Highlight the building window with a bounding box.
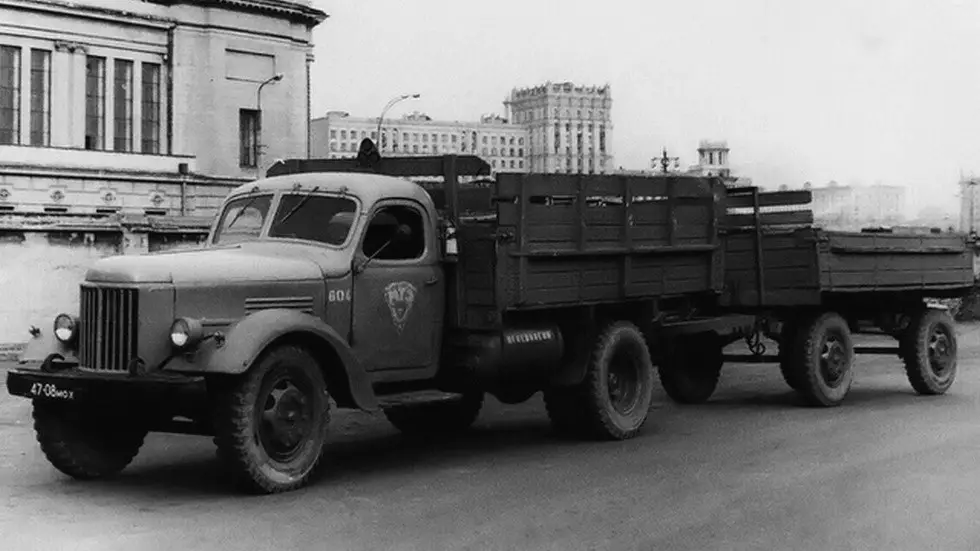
[85,56,106,150]
[139,63,162,153]
[340,129,347,140]
[113,59,134,152]
[0,46,22,145]
[29,49,50,146]
[329,129,336,139]
[340,142,347,151]
[239,108,259,167]
[330,141,337,151]
[422,133,428,142]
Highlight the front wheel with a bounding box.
[33,402,147,480]
[787,312,855,407]
[383,392,484,437]
[901,309,958,395]
[212,345,330,494]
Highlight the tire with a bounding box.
[787,312,855,407]
[546,321,654,440]
[778,321,803,392]
[657,333,723,404]
[901,309,957,395]
[32,402,147,480]
[383,392,484,437]
[212,345,330,494]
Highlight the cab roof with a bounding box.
[225,172,432,209]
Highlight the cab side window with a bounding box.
[362,205,426,260]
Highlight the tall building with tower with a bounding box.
[505,81,613,174]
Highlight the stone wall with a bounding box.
[0,216,209,358]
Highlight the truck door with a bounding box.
[350,201,444,372]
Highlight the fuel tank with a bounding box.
[454,325,565,398]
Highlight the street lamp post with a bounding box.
[255,73,284,173]
[376,93,420,151]
[651,147,680,173]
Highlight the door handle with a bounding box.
[425,276,440,286]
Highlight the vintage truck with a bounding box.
[6,146,973,493]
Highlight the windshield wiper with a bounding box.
[276,186,320,226]
[225,192,261,230]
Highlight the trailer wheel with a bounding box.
[32,402,147,480]
[383,392,484,436]
[658,333,723,404]
[901,309,957,395]
[212,345,330,494]
[788,313,854,407]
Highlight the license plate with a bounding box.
[28,381,76,401]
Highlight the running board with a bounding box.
[377,390,464,408]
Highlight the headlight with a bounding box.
[53,314,78,344]
[170,318,204,349]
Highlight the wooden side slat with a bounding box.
[725,211,814,228]
[725,190,812,209]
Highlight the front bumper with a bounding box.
[6,362,206,405]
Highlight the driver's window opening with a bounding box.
[363,205,425,260]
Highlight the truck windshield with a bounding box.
[213,194,273,245]
[268,194,358,246]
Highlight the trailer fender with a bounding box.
[196,309,377,411]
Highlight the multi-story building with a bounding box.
[0,0,325,217]
[807,182,906,230]
[0,0,325,353]
[310,110,530,172]
[505,81,613,174]
[958,177,980,234]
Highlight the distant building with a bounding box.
[683,140,751,187]
[309,110,529,173]
[505,81,613,174]
[0,0,325,217]
[807,181,906,230]
[958,177,980,234]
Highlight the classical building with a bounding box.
[806,181,907,230]
[310,110,530,172]
[0,0,326,217]
[505,81,613,174]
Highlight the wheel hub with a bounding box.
[928,329,953,377]
[608,350,640,415]
[259,377,313,461]
[820,337,847,387]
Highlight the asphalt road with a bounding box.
[4,328,980,551]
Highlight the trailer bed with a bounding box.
[721,188,973,307]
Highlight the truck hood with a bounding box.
[86,244,349,284]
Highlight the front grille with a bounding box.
[79,286,139,372]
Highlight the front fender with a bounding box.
[19,329,75,365]
[169,309,377,411]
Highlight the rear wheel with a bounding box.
[901,309,957,395]
[546,321,654,440]
[383,392,484,437]
[33,402,147,480]
[212,345,330,494]
[787,312,854,407]
[658,332,723,404]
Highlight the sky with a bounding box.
[307,0,980,214]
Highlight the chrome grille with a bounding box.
[79,286,138,372]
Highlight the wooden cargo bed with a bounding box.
[720,188,974,308]
[448,173,727,327]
